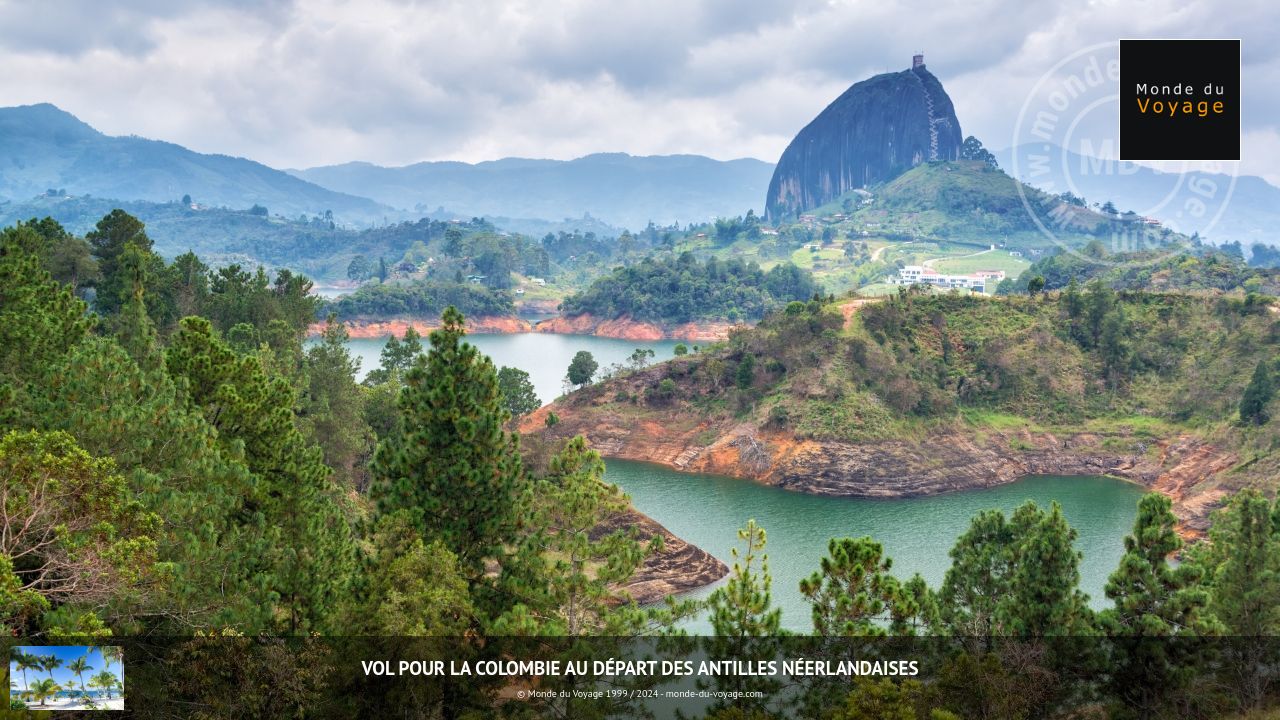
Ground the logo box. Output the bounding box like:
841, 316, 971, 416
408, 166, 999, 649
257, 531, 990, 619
1119, 39, 1240, 161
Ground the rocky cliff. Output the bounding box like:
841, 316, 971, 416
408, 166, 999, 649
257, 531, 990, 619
534, 314, 741, 342
316, 316, 531, 338
610, 508, 728, 603
519, 377, 1238, 540
766, 62, 963, 220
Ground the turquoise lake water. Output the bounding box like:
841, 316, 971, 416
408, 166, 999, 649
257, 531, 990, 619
339, 334, 681, 406
605, 461, 1144, 633
337, 332, 1146, 633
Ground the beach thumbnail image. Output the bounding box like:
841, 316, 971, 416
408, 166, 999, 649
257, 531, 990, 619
9, 646, 123, 711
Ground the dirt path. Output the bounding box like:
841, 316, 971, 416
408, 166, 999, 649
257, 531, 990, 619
870, 240, 909, 262
923, 247, 991, 268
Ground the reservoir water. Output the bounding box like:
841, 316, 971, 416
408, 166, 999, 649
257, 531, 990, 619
606, 461, 1144, 633
340, 334, 681, 407
338, 332, 1147, 633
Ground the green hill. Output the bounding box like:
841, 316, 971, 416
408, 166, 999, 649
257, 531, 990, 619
530, 289, 1280, 534
811, 160, 1175, 257
1006, 242, 1280, 295
0, 195, 493, 282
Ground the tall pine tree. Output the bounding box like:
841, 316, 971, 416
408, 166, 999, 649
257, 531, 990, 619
996, 502, 1093, 636
166, 317, 356, 632
800, 536, 937, 636
370, 307, 526, 571
1101, 493, 1214, 635
86, 209, 152, 316
939, 509, 1017, 637
702, 519, 786, 718
0, 226, 94, 426
1194, 490, 1280, 710
1239, 360, 1274, 425
1100, 493, 1219, 718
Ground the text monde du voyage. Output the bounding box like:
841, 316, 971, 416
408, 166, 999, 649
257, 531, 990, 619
1134, 82, 1228, 118
362, 658, 921, 678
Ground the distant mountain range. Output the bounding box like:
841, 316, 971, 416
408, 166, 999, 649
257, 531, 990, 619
5, 102, 1277, 249
289, 153, 775, 231
0, 103, 774, 232
0, 104, 392, 223
995, 144, 1280, 250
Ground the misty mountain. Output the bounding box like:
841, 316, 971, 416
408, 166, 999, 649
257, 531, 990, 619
0, 103, 393, 223
995, 144, 1280, 250
289, 153, 775, 231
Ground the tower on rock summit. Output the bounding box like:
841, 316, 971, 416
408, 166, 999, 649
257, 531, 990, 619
764, 55, 962, 221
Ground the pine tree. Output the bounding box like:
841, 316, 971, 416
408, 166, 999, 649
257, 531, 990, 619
339, 512, 474, 636
1195, 490, 1280, 710
300, 315, 374, 489
169, 250, 209, 318
86, 209, 152, 315
1202, 490, 1280, 636
996, 502, 1093, 636
702, 520, 786, 718
1239, 360, 1274, 425
0, 226, 95, 425
35, 336, 272, 631
112, 242, 163, 371
707, 519, 782, 638
942, 502, 1092, 638
167, 317, 356, 632
1100, 493, 1218, 717
370, 307, 527, 570
800, 536, 936, 636
382, 326, 422, 373
1101, 493, 1213, 635
496, 366, 541, 417
939, 509, 1017, 636
516, 436, 672, 635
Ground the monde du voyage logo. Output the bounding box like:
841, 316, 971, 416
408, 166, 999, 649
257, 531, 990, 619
1011, 39, 1241, 265
1120, 39, 1241, 161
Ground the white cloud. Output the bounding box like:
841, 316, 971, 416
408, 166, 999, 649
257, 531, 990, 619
0, 0, 1276, 174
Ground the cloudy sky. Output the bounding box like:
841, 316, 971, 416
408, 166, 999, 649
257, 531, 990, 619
3, 0, 1278, 181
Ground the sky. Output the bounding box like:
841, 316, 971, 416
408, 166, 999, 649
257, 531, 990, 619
9, 646, 122, 693
1, 0, 1278, 183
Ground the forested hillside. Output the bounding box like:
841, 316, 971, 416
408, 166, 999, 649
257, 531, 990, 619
1006, 240, 1280, 295
559, 253, 820, 323
0, 211, 704, 647
0, 196, 508, 282
328, 280, 515, 319
552, 288, 1278, 440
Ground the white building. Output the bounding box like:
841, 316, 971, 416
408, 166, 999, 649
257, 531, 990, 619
895, 265, 1006, 294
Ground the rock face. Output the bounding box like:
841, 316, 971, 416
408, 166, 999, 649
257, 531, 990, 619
765, 62, 963, 220
534, 314, 741, 342
315, 316, 531, 338
520, 380, 1238, 541
606, 508, 728, 604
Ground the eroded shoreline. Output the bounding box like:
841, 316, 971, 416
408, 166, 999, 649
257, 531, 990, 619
313, 314, 741, 343
520, 397, 1237, 541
